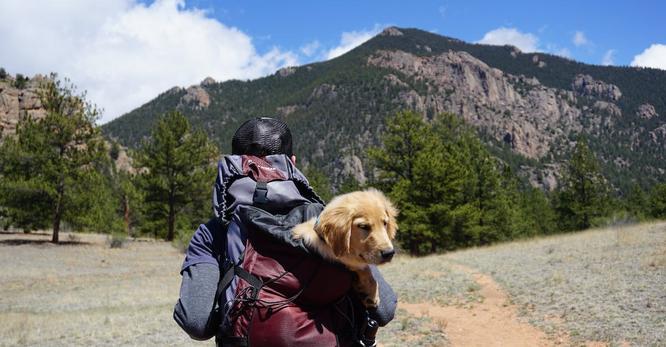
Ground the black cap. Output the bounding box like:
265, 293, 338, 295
231, 117, 293, 157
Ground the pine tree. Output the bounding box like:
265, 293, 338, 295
338, 175, 362, 194
135, 111, 219, 241
369, 111, 440, 254
520, 187, 558, 235
625, 183, 649, 220
368, 110, 431, 189
370, 110, 562, 254
303, 166, 333, 203
557, 137, 610, 231
648, 183, 666, 219
0, 75, 113, 242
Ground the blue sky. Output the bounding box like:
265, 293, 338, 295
181, 0, 665, 67
1, 0, 664, 123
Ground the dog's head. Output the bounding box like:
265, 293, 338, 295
314, 189, 398, 267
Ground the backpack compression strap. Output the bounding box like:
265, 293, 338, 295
215, 260, 263, 347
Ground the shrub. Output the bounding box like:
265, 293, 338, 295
13, 73, 28, 89
107, 232, 128, 248
67, 233, 82, 243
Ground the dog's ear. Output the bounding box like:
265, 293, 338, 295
314, 206, 352, 257
385, 200, 399, 240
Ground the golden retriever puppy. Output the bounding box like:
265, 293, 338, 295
293, 188, 398, 308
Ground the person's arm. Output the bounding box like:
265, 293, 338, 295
173, 219, 224, 340
367, 265, 397, 326
174, 263, 220, 340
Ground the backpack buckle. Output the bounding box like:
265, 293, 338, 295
253, 181, 269, 204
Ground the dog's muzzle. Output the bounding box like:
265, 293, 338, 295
380, 249, 395, 262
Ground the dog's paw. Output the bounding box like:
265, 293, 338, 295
352, 267, 380, 309
362, 295, 380, 309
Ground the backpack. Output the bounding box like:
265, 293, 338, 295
212, 154, 363, 347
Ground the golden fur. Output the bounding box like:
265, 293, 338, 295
293, 188, 398, 307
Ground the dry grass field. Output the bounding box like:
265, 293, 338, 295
0, 221, 664, 346
448, 221, 666, 346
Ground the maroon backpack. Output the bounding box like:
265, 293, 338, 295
213, 155, 362, 347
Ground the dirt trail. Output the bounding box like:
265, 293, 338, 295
400, 264, 556, 347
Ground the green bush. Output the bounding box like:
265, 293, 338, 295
649, 183, 666, 219
13, 73, 28, 89
107, 232, 128, 248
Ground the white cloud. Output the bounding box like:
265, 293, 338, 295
631, 44, 666, 70
0, 0, 298, 123
573, 31, 588, 47
326, 26, 382, 60
477, 27, 539, 52
300, 40, 321, 57
602, 49, 616, 66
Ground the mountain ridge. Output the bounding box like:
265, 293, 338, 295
97, 27, 666, 191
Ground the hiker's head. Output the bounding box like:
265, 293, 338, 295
232, 117, 295, 162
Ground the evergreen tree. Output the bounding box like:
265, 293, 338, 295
625, 183, 649, 220
338, 175, 362, 194
303, 166, 333, 203
369, 111, 442, 254
368, 110, 431, 190
135, 111, 218, 241
370, 110, 557, 254
648, 183, 666, 219
557, 137, 610, 231
520, 187, 558, 235
0, 75, 114, 242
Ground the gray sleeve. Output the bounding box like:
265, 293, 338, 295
173, 263, 221, 340
368, 265, 398, 326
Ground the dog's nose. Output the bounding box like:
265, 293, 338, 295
380, 249, 395, 262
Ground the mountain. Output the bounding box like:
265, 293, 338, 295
102, 27, 666, 192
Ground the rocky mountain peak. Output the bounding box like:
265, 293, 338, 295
201, 76, 216, 86
178, 85, 210, 110
381, 27, 404, 37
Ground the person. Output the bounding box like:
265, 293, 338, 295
173, 117, 397, 346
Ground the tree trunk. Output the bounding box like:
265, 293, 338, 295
167, 193, 175, 241
52, 183, 64, 243
123, 195, 130, 236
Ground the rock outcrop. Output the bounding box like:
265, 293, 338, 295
0, 75, 49, 138
179, 85, 210, 110
367, 49, 600, 159
276, 66, 296, 77
309, 83, 338, 102
381, 27, 404, 37
201, 76, 216, 86
637, 103, 659, 120
333, 154, 367, 185
572, 74, 622, 101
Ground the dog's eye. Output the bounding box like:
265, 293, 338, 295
383, 220, 388, 227
358, 224, 370, 231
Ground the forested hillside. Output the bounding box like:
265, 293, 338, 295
102, 27, 666, 193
